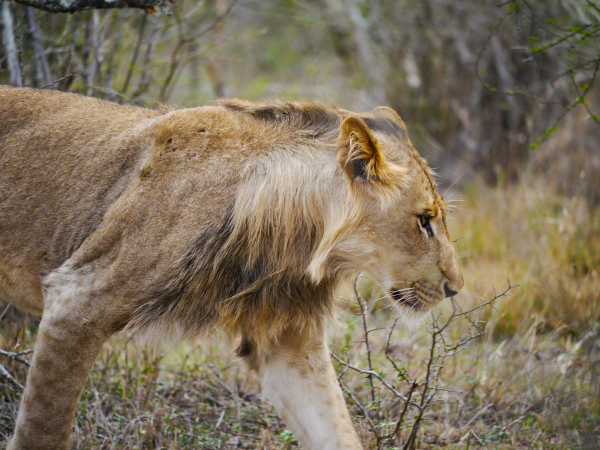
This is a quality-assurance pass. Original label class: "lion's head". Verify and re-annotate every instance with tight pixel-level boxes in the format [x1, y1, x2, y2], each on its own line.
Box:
[310, 105, 464, 317]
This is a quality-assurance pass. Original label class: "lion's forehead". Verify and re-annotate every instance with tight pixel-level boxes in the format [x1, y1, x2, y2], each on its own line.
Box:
[401, 152, 447, 221]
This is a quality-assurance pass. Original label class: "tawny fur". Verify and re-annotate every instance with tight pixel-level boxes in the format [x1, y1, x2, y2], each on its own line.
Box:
[0, 86, 463, 450]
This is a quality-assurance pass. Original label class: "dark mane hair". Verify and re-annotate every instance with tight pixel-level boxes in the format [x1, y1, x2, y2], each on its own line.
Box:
[214, 98, 344, 137]
[128, 99, 412, 356]
[363, 116, 406, 141]
[215, 98, 410, 144]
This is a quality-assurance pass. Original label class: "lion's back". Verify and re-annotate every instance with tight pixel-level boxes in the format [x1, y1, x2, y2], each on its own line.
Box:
[0, 87, 161, 277]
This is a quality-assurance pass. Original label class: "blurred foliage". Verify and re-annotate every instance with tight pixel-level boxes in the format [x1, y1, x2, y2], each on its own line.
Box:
[2, 2, 600, 447]
[1, 0, 599, 197]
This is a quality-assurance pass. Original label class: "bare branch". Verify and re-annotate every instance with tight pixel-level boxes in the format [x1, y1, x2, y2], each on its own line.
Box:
[13, 0, 170, 14]
[121, 12, 147, 94]
[331, 351, 419, 407]
[452, 284, 518, 318]
[0, 349, 30, 390]
[354, 278, 377, 406]
[26, 7, 52, 85]
[131, 10, 162, 99]
[0, 362, 24, 390]
[0, 349, 33, 367]
[338, 378, 377, 433]
[40, 72, 81, 89]
[190, 0, 239, 41]
[393, 379, 418, 439]
[1, 0, 23, 86]
[332, 274, 517, 449]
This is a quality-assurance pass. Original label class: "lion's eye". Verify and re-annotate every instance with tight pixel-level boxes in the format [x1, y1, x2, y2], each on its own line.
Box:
[419, 215, 434, 238]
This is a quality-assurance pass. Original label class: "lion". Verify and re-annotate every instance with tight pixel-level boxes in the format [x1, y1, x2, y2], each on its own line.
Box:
[0, 85, 463, 450]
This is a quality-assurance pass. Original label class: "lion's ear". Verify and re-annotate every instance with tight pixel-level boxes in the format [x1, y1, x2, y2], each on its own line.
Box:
[372, 106, 410, 144]
[336, 116, 407, 188]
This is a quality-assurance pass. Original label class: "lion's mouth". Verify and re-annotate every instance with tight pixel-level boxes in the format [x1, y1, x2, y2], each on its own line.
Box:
[390, 287, 420, 308]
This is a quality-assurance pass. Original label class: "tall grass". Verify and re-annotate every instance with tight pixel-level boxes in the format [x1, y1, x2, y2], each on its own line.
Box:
[451, 177, 600, 336]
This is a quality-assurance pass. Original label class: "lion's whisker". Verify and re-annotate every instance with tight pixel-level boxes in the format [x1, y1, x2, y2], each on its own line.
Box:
[443, 173, 465, 198]
[444, 193, 464, 203]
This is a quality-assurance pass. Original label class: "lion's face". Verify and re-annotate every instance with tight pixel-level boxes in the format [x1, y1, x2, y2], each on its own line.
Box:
[333, 107, 464, 316]
[357, 177, 463, 316]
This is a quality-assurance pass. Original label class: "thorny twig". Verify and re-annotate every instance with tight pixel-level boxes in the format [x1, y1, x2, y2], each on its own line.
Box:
[0, 349, 32, 391]
[331, 352, 419, 407]
[339, 378, 377, 433]
[333, 279, 519, 449]
[0, 362, 23, 390]
[355, 278, 377, 406]
[0, 349, 33, 367]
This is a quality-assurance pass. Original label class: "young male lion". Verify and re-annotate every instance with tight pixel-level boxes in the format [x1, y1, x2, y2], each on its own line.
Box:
[0, 86, 463, 449]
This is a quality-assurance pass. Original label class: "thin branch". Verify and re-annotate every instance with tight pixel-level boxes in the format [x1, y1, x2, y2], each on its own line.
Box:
[0, 303, 11, 322]
[568, 60, 600, 122]
[394, 379, 418, 439]
[355, 278, 377, 405]
[1, 0, 23, 86]
[189, 0, 239, 41]
[13, 0, 169, 14]
[26, 6, 52, 85]
[131, 10, 162, 99]
[121, 11, 147, 94]
[333, 274, 515, 449]
[0, 349, 31, 390]
[0, 362, 23, 390]
[338, 378, 377, 434]
[331, 352, 419, 407]
[452, 284, 518, 318]
[40, 72, 81, 89]
[0, 349, 33, 366]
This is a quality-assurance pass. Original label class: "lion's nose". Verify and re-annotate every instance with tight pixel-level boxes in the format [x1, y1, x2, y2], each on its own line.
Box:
[444, 282, 458, 298]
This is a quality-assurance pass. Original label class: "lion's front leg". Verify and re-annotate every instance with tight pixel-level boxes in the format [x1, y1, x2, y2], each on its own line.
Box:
[8, 270, 115, 450]
[258, 326, 362, 450]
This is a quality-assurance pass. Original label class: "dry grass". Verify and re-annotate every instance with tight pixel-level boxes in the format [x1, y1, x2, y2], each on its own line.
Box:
[1, 177, 599, 449]
[452, 177, 600, 336]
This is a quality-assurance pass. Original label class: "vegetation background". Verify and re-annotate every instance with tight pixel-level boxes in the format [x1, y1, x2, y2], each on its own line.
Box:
[1, 0, 599, 448]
